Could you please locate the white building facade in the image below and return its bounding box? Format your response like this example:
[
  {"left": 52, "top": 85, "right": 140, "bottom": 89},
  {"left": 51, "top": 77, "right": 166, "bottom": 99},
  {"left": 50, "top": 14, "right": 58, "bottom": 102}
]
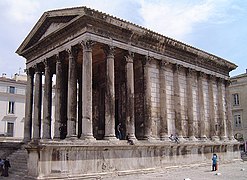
[
  {"left": 0, "top": 74, "right": 26, "bottom": 139},
  {"left": 230, "top": 72, "right": 247, "bottom": 151},
  {"left": 0, "top": 74, "right": 56, "bottom": 140}
]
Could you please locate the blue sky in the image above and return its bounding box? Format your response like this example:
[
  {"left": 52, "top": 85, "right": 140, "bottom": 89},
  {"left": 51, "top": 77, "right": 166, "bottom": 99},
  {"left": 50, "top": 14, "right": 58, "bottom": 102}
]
[{"left": 0, "top": 0, "right": 246, "bottom": 77}]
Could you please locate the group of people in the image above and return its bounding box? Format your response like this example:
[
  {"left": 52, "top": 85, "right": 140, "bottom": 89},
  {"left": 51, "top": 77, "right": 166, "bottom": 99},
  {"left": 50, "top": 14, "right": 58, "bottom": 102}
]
[{"left": 0, "top": 158, "right": 11, "bottom": 177}]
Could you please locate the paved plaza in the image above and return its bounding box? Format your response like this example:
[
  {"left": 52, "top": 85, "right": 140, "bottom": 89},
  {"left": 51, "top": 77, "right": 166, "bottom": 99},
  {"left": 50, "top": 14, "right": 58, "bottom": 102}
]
[
  {"left": 102, "top": 160, "right": 247, "bottom": 180},
  {"left": 2, "top": 159, "right": 246, "bottom": 180}
]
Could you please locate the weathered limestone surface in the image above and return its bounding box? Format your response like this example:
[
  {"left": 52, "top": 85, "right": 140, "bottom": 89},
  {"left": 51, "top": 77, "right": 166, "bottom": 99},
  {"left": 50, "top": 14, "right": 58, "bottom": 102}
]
[
  {"left": 15, "top": 6, "right": 240, "bottom": 179},
  {"left": 25, "top": 141, "right": 240, "bottom": 179}
]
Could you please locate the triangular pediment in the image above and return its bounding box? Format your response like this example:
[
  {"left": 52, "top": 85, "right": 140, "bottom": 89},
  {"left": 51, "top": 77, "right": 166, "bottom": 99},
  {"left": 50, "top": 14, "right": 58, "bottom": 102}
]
[
  {"left": 40, "top": 21, "right": 70, "bottom": 40},
  {"left": 16, "top": 8, "right": 85, "bottom": 54},
  {"left": 25, "top": 15, "right": 78, "bottom": 49}
]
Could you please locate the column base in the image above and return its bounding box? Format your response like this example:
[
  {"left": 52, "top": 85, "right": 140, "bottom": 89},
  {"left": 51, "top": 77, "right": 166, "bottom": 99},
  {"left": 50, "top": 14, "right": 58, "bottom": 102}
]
[
  {"left": 189, "top": 136, "right": 198, "bottom": 141},
  {"left": 178, "top": 136, "right": 186, "bottom": 142},
  {"left": 104, "top": 135, "right": 118, "bottom": 141},
  {"left": 211, "top": 136, "right": 220, "bottom": 141},
  {"left": 128, "top": 134, "right": 137, "bottom": 141},
  {"left": 220, "top": 136, "right": 228, "bottom": 141},
  {"left": 81, "top": 135, "right": 96, "bottom": 141},
  {"left": 160, "top": 134, "right": 170, "bottom": 141},
  {"left": 200, "top": 135, "right": 208, "bottom": 141},
  {"left": 229, "top": 136, "right": 237, "bottom": 142},
  {"left": 143, "top": 135, "right": 156, "bottom": 142},
  {"left": 65, "top": 135, "right": 78, "bottom": 141}
]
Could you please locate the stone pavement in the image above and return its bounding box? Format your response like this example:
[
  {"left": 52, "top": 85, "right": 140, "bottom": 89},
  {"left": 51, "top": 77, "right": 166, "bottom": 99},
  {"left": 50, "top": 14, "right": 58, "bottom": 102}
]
[
  {"left": 1, "top": 160, "right": 246, "bottom": 180},
  {"left": 102, "top": 160, "right": 247, "bottom": 180}
]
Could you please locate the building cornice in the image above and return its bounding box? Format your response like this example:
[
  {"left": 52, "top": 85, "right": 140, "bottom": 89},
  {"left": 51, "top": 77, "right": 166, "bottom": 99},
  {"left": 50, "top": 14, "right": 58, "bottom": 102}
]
[{"left": 16, "top": 6, "right": 237, "bottom": 76}]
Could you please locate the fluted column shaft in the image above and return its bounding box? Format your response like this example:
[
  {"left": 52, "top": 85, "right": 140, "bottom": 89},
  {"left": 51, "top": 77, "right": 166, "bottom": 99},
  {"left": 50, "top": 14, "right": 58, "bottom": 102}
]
[
  {"left": 24, "top": 69, "right": 34, "bottom": 142},
  {"left": 208, "top": 75, "right": 218, "bottom": 140},
  {"left": 198, "top": 72, "right": 207, "bottom": 139},
  {"left": 143, "top": 56, "right": 152, "bottom": 140},
  {"left": 54, "top": 55, "right": 63, "bottom": 139},
  {"left": 81, "top": 40, "right": 94, "bottom": 140},
  {"left": 67, "top": 49, "right": 77, "bottom": 138},
  {"left": 225, "top": 80, "right": 234, "bottom": 140},
  {"left": 78, "top": 72, "right": 82, "bottom": 138},
  {"left": 33, "top": 66, "right": 42, "bottom": 140},
  {"left": 104, "top": 45, "right": 116, "bottom": 140},
  {"left": 186, "top": 69, "right": 195, "bottom": 140},
  {"left": 217, "top": 78, "right": 227, "bottom": 140},
  {"left": 42, "top": 60, "right": 52, "bottom": 139},
  {"left": 159, "top": 61, "right": 168, "bottom": 140},
  {"left": 173, "top": 65, "right": 183, "bottom": 139},
  {"left": 125, "top": 51, "right": 136, "bottom": 140}
]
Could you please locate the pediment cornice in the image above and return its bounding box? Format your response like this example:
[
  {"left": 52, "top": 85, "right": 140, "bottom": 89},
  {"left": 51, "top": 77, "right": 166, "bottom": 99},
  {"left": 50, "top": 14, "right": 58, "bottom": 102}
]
[{"left": 16, "top": 6, "right": 237, "bottom": 75}]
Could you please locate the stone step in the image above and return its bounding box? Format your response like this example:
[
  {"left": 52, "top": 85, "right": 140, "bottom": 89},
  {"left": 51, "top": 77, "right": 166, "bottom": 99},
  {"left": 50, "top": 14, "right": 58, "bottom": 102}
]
[{"left": 5, "top": 146, "right": 28, "bottom": 178}]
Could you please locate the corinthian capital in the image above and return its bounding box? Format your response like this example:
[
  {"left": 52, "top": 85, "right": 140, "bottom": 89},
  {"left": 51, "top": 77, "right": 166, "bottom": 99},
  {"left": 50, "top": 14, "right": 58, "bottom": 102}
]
[
  {"left": 125, "top": 50, "right": 134, "bottom": 63},
  {"left": 159, "top": 59, "right": 169, "bottom": 68},
  {"left": 81, "top": 40, "right": 94, "bottom": 51},
  {"left": 142, "top": 56, "right": 153, "bottom": 66},
  {"left": 103, "top": 45, "right": 115, "bottom": 58}
]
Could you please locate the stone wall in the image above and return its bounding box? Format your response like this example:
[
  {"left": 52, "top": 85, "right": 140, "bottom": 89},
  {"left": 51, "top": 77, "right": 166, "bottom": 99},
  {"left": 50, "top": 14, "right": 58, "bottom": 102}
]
[{"left": 26, "top": 141, "right": 240, "bottom": 179}]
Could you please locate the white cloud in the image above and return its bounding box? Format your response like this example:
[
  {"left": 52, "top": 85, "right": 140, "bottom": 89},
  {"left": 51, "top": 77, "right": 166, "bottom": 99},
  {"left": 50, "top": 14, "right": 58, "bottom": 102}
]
[
  {"left": 1, "top": 0, "right": 40, "bottom": 23},
  {"left": 138, "top": 0, "right": 234, "bottom": 40}
]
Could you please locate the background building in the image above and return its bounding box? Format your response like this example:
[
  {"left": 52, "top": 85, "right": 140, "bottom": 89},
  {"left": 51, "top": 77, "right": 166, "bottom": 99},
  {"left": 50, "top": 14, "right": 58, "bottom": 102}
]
[
  {"left": 0, "top": 73, "right": 56, "bottom": 140},
  {"left": 230, "top": 71, "right": 247, "bottom": 151},
  {"left": 0, "top": 73, "right": 26, "bottom": 139}
]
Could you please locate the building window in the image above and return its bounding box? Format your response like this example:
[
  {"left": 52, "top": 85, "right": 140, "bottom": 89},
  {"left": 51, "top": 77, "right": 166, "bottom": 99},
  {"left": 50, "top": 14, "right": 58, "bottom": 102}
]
[
  {"left": 232, "top": 93, "right": 239, "bottom": 106},
  {"left": 7, "top": 122, "right": 14, "bottom": 137},
  {"left": 9, "top": 86, "right": 15, "bottom": 94},
  {"left": 8, "top": 101, "right": 15, "bottom": 114},
  {"left": 234, "top": 114, "right": 241, "bottom": 128}
]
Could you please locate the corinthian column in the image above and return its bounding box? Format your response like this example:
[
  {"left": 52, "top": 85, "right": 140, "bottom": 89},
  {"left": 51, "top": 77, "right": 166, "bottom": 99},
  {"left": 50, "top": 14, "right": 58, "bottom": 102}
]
[
  {"left": 197, "top": 72, "right": 207, "bottom": 140},
  {"left": 24, "top": 68, "right": 34, "bottom": 142},
  {"left": 173, "top": 64, "right": 184, "bottom": 141},
  {"left": 54, "top": 54, "right": 63, "bottom": 139},
  {"left": 125, "top": 51, "right": 136, "bottom": 140},
  {"left": 208, "top": 75, "right": 219, "bottom": 141},
  {"left": 143, "top": 56, "right": 152, "bottom": 140},
  {"left": 33, "top": 65, "right": 42, "bottom": 140},
  {"left": 103, "top": 45, "right": 117, "bottom": 140},
  {"left": 186, "top": 68, "right": 196, "bottom": 141},
  {"left": 217, "top": 78, "right": 227, "bottom": 141},
  {"left": 81, "top": 40, "right": 95, "bottom": 140},
  {"left": 67, "top": 48, "right": 77, "bottom": 139},
  {"left": 42, "top": 60, "right": 52, "bottom": 139},
  {"left": 225, "top": 80, "right": 235, "bottom": 140},
  {"left": 159, "top": 60, "right": 169, "bottom": 141}
]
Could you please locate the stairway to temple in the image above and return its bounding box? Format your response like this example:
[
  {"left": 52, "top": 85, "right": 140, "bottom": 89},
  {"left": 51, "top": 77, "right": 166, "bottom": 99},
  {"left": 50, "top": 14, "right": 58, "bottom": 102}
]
[{"left": 3, "top": 147, "right": 30, "bottom": 180}]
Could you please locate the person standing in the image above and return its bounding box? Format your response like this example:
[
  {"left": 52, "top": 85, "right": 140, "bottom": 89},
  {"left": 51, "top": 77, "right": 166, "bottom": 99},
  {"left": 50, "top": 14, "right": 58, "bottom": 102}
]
[
  {"left": 126, "top": 133, "right": 134, "bottom": 145},
  {"left": 117, "top": 123, "right": 123, "bottom": 140},
  {"left": 212, "top": 154, "right": 218, "bottom": 171},
  {"left": 3, "top": 158, "right": 11, "bottom": 177},
  {"left": 0, "top": 158, "right": 4, "bottom": 176}
]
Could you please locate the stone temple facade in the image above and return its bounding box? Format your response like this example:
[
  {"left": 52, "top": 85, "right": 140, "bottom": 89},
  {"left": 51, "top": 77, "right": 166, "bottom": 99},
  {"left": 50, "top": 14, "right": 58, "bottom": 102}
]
[{"left": 16, "top": 7, "right": 240, "bottom": 179}]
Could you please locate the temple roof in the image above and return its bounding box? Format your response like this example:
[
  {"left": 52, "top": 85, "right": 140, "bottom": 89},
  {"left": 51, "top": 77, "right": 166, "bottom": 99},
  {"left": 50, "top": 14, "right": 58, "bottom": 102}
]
[{"left": 16, "top": 6, "right": 237, "bottom": 72}]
